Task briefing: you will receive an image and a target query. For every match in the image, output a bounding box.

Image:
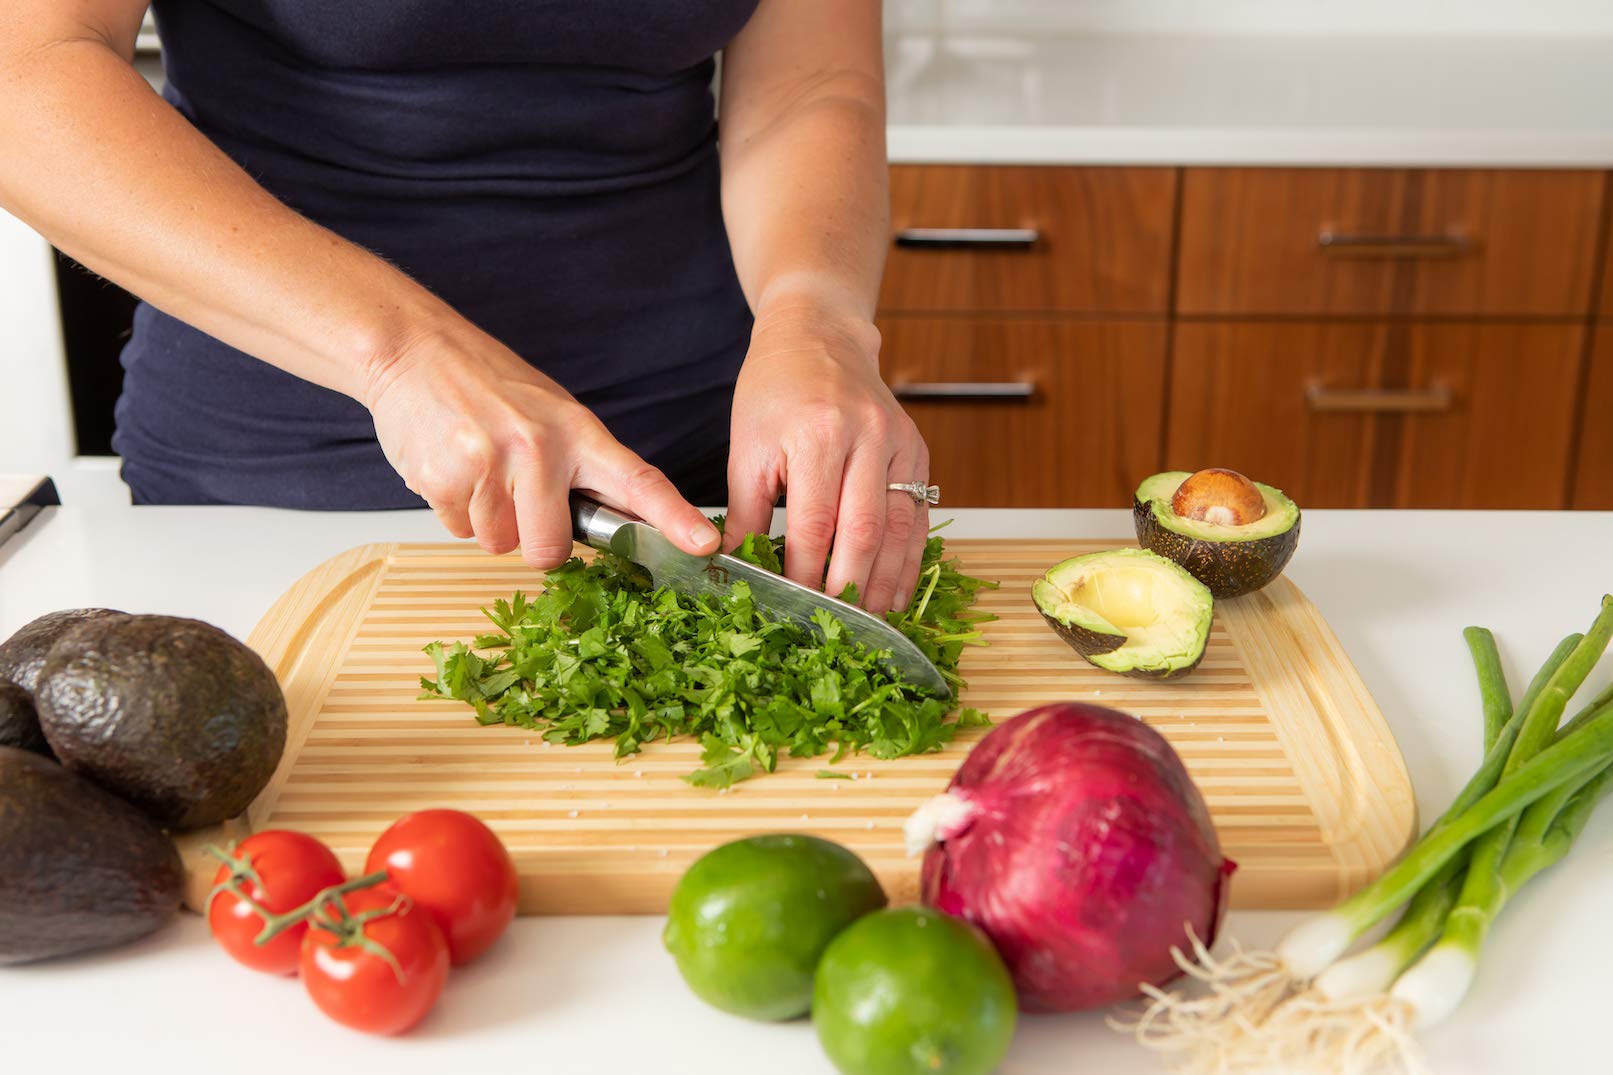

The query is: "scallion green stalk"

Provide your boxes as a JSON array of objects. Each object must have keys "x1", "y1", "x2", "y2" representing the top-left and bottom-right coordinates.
[
  {"x1": 1391, "y1": 752, "x2": 1613, "y2": 1027},
  {"x1": 1277, "y1": 693, "x2": 1613, "y2": 978},
  {"x1": 1315, "y1": 628, "x2": 1514, "y2": 1000},
  {"x1": 1424, "y1": 632, "x2": 1581, "y2": 840},
  {"x1": 1465, "y1": 627, "x2": 1512, "y2": 755},
  {"x1": 1402, "y1": 599, "x2": 1613, "y2": 1013}
]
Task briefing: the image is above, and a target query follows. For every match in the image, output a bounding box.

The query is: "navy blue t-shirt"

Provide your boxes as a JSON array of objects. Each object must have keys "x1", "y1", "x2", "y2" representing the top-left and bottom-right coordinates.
[{"x1": 116, "y1": 1, "x2": 760, "y2": 508}]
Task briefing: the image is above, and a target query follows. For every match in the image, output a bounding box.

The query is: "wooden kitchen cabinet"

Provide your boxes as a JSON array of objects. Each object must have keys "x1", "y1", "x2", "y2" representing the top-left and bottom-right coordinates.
[
  {"x1": 1600, "y1": 193, "x2": 1613, "y2": 317},
  {"x1": 878, "y1": 317, "x2": 1167, "y2": 507},
  {"x1": 880, "y1": 166, "x2": 1176, "y2": 314},
  {"x1": 1572, "y1": 328, "x2": 1613, "y2": 508},
  {"x1": 1168, "y1": 321, "x2": 1585, "y2": 509},
  {"x1": 1176, "y1": 168, "x2": 1605, "y2": 316}
]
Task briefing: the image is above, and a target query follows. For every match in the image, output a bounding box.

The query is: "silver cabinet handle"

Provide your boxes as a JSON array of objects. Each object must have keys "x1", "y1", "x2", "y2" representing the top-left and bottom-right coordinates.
[
  {"x1": 892, "y1": 381, "x2": 1036, "y2": 402},
  {"x1": 894, "y1": 228, "x2": 1040, "y2": 250},
  {"x1": 1305, "y1": 385, "x2": 1453, "y2": 413},
  {"x1": 1316, "y1": 232, "x2": 1473, "y2": 258}
]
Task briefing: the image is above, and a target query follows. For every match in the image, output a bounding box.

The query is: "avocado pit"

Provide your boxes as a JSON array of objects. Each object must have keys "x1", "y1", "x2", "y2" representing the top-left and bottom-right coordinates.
[
  {"x1": 1171, "y1": 468, "x2": 1268, "y2": 527},
  {"x1": 1134, "y1": 470, "x2": 1302, "y2": 598}
]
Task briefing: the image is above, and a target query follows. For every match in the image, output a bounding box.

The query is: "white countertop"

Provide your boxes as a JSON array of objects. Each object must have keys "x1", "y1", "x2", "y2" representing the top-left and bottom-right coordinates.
[
  {"x1": 2, "y1": 505, "x2": 1611, "y2": 1074},
  {"x1": 886, "y1": 31, "x2": 1613, "y2": 165}
]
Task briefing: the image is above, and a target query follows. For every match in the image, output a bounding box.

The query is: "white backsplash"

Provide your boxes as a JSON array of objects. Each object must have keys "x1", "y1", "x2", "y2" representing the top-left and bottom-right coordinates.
[{"x1": 886, "y1": 0, "x2": 1613, "y2": 36}]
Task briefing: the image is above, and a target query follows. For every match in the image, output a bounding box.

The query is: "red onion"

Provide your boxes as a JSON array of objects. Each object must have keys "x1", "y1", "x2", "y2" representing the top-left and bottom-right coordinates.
[{"x1": 907, "y1": 702, "x2": 1234, "y2": 1012}]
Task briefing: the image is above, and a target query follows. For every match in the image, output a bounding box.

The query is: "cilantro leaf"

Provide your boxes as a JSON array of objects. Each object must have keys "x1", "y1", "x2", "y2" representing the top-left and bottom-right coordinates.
[{"x1": 419, "y1": 525, "x2": 995, "y2": 787}]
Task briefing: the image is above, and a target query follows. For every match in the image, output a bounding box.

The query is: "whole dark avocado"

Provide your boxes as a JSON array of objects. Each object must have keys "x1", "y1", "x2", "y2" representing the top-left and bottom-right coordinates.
[
  {"x1": 35, "y1": 615, "x2": 288, "y2": 831},
  {"x1": 0, "y1": 608, "x2": 125, "y2": 694},
  {"x1": 0, "y1": 746, "x2": 184, "y2": 964},
  {"x1": 0, "y1": 678, "x2": 52, "y2": 756}
]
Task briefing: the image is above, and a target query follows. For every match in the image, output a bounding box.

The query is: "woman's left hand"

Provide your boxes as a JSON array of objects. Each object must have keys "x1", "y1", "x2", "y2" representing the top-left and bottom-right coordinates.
[{"x1": 725, "y1": 301, "x2": 930, "y2": 615}]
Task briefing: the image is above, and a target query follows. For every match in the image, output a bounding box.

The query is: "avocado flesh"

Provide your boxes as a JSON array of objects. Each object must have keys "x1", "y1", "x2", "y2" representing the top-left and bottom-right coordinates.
[
  {"x1": 0, "y1": 678, "x2": 52, "y2": 757},
  {"x1": 1033, "y1": 549, "x2": 1213, "y2": 679},
  {"x1": 35, "y1": 615, "x2": 288, "y2": 832},
  {"x1": 1134, "y1": 472, "x2": 1301, "y2": 598},
  {"x1": 0, "y1": 746, "x2": 184, "y2": 964}
]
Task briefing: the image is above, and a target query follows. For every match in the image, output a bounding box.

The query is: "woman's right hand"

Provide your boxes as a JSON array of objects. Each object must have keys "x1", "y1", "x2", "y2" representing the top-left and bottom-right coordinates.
[{"x1": 363, "y1": 320, "x2": 721, "y2": 568}]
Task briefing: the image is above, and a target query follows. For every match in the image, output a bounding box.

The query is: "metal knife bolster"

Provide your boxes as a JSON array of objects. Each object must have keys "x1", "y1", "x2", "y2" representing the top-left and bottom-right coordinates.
[{"x1": 571, "y1": 495, "x2": 635, "y2": 554}]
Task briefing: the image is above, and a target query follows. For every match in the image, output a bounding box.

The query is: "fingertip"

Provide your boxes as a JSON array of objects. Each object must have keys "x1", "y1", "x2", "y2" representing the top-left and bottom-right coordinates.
[{"x1": 686, "y1": 519, "x2": 722, "y2": 555}]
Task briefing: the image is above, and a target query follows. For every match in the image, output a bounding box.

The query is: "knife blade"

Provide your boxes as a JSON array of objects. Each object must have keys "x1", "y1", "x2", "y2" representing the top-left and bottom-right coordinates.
[{"x1": 570, "y1": 493, "x2": 951, "y2": 698}]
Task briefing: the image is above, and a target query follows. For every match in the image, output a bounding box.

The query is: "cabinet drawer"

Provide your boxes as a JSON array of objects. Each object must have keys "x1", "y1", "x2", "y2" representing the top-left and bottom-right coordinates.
[
  {"x1": 1168, "y1": 321, "x2": 1583, "y2": 508},
  {"x1": 880, "y1": 166, "x2": 1176, "y2": 314},
  {"x1": 1177, "y1": 169, "x2": 1604, "y2": 316},
  {"x1": 1572, "y1": 329, "x2": 1613, "y2": 508},
  {"x1": 879, "y1": 318, "x2": 1166, "y2": 507}
]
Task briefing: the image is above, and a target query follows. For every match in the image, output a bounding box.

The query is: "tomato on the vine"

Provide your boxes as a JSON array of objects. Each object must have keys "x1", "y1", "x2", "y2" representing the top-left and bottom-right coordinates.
[
  {"x1": 365, "y1": 809, "x2": 518, "y2": 965},
  {"x1": 300, "y1": 884, "x2": 450, "y2": 1036},
  {"x1": 208, "y1": 830, "x2": 346, "y2": 975}
]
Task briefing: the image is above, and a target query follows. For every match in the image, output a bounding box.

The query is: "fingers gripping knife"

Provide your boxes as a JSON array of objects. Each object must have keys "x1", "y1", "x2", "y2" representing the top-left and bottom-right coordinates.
[{"x1": 569, "y1": 493, "x2": 950, "y2": 697}]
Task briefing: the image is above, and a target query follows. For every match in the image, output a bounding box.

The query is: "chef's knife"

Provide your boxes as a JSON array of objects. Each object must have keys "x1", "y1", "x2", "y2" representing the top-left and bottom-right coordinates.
[{"x1": 570, "y1": 493, "x2": 951, "y2": 698}]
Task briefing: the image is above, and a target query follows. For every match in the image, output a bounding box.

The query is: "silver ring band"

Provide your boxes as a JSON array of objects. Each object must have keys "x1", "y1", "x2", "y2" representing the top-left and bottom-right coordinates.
[{"x1": 888, "y1": 481, "x2": 940, "y2": 506}]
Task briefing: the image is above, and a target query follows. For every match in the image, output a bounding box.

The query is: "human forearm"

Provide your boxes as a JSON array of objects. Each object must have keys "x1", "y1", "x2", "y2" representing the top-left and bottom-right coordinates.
[
  {"x1": 716, "y1": 1, "x2": 926, "y2": 612},
  {"x1": 717, "y1": 6, "x2": 889, "y2": 324},
  {"x1": 0, "y1": 35, "x2": 447, "y2": 402}
]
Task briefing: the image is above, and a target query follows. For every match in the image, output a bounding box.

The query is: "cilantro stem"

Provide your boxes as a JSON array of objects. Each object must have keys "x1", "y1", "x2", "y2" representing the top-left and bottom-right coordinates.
[{"x1": 422, "y1": 533, "x2": 997, "y2": 787}]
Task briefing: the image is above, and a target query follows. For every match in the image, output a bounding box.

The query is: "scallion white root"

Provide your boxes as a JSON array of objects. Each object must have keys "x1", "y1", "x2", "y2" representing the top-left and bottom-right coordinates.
[{"x1": 1117, "y1": 929, "x2": 1295, "y2": 1072}]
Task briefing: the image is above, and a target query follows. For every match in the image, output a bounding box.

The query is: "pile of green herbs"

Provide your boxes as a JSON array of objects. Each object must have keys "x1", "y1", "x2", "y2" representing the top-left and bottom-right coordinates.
[{"x1": 420, "y1": 529, "x2": 997, "y2": 788}]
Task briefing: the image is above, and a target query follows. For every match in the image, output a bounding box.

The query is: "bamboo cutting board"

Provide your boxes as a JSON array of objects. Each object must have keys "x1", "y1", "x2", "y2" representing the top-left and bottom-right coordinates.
[{"x1": 182, "y1": 540, "x2": 1415, "y2": 913}]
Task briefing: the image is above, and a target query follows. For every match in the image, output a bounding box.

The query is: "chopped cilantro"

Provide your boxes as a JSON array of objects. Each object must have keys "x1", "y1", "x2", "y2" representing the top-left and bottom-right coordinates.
[{"x1": 420, "y1": 530, "x2": 996, "y2": 788}]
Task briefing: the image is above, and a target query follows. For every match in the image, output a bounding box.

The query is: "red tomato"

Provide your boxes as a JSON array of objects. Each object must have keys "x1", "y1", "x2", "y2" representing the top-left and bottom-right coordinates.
[
  {"x1": 208, "y1": 830, "x2": 346, "y2": 975},
  {"x1": 365, "y1": 809, "x2": 518, "y2": 965},
  {"x1": 299, "y1": 885, "x2": 450, "y2": 1036}
]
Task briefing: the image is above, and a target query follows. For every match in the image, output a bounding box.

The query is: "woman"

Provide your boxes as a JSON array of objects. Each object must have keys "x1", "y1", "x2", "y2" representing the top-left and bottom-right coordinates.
[{"x1": 0, "y1": 0, "x2": 931, "y2": 613}]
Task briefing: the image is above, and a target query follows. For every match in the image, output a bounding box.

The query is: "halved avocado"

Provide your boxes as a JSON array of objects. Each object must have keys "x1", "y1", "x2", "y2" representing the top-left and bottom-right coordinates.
[
  {"x1": 1032, "y1": 548, "x2": 1213, "y2": 679},
  {"x1": 1134, "y1": 471, "x2": 1301, "y2": 598}
]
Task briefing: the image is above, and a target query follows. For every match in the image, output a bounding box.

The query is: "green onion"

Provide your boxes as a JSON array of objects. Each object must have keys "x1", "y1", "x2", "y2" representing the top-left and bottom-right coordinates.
[
  {"x1": 1313, "y1": 629, "x2": 1512, "y2": 1001},
  {"x1": 1127, "y1": 601, "x2": 1613, "y2": 1073},
  {"x1": 1277, "y1": 598, "x2": 1613, "y2": 978},
  {"x1": 1386, "y1": 599, "x2": 1613, "y2": 1023},
  {"x1": 1465, "y1": 627, "x2": 1512, "y2": 755}
]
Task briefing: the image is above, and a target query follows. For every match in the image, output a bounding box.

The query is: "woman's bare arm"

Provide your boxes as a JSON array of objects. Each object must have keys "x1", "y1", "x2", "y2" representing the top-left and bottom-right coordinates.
[
  {"x1": 0, "y1": 0, "x2": 718, "y2": 562},
  {"x1": 719, "y1": 0, "x2": 927, "y2": 613},
  {"x1": 0, "y1": 1, "x2": 436, "y2": 396}
]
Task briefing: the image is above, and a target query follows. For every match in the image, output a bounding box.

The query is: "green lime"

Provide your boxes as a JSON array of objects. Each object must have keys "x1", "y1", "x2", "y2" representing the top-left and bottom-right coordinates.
[
  {"x1": 813, "y1": 907, "x2": 1017, "y2": 1075},
  {"x1": 664, "y1": 833, "x2": 887, "y2": 1021}
]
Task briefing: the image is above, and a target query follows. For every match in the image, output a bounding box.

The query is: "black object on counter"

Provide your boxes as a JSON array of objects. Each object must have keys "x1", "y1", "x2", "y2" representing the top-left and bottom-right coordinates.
[{"x1": 0, "y1": 478, "x2": 59, "y2": 552}]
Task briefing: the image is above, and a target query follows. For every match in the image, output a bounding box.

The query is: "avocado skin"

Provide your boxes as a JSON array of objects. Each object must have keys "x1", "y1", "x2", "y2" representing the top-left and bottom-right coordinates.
[
  {"x1": 0, "y1": 608, "x2": 125, "y2": 694},
  {"x1": 0, "y1": 746, "x2": 184, "y2": 965},
  {"x1": 35, "y1": 615, "x2": 288, "y2": 832},
  {"x1": 0, "y1": 678, "x2": 52, "y2": 757},
  {"x1": 1037, "y1": 607, "x2": 1206, "y2": 680},
  {"x1": 1035, "y1": 607, "x2": 1124, "y2": 656},
  {"x1": 1134, "y1": 498, "x2": 1301, "y2": 598}
]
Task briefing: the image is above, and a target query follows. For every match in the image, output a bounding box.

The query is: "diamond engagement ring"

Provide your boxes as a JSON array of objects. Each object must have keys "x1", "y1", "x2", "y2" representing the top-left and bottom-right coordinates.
[{"x1": 888, "y1": 481, "x2": 941, "y2": 506}]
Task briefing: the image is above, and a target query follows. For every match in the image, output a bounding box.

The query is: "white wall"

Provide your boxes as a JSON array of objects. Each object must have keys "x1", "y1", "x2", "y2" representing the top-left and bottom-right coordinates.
[
  {"x1": 0, "y1": 211, "x2": 72, "y2": 472},
  {"x1": 887, "y1": 0, "x2": 1613, "y2": 36}
]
